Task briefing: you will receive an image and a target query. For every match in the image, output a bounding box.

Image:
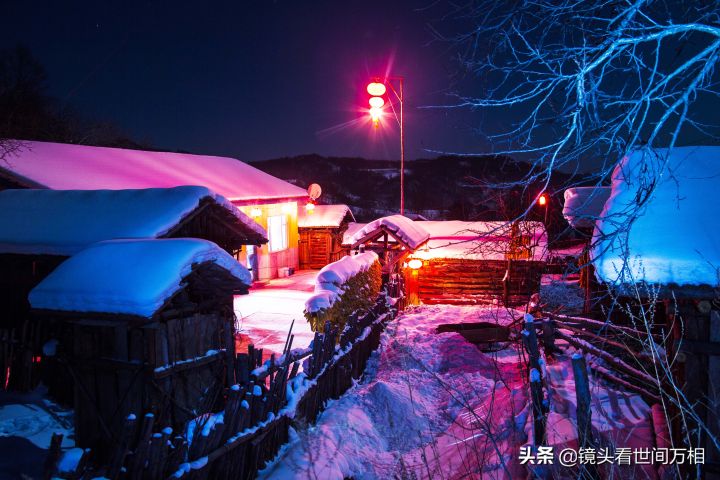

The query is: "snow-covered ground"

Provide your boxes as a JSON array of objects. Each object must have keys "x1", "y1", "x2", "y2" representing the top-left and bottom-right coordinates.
[
  {"x1": 259, "y1": 304, "x2": 531, "y2": 479},
  {"x1": 0, "y1": 387, "x2": 74, "y2": 479},
  {"x1": 234, "y1": 270, "x2": 318, "y2": 356}
]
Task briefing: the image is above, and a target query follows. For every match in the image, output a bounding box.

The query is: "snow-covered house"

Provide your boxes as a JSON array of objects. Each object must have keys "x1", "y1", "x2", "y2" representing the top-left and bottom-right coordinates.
[
  {"x1": 589, "y1": 146, "x2": 720, "y2": 460},
  {"x1": 298, "y1": 204, "x2": 355, "y2": 269},
  {"x1": 0, "y1": 186, "x2": 265, "y2": 391},
  {"x1": 407, "y1": 221, "x2": 547, "y2": 305},
  {"x1": 29, "y1": 238, "x2": 251, "y2": 452},
  {"x1": 591, "y1": 146, "x2": 720, "y2": 289},
  {"x1": 0, "y1": 140, "x2": 307, "y2": 280},
  {"x1": 0, "y1": 186, "x2": 265, "y2": 324}
]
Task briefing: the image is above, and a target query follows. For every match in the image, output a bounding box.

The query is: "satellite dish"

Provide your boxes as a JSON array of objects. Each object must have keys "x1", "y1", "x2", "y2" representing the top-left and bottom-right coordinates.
[{"x1": 308, "y1": 183, "x2": 322, "y2": 201}]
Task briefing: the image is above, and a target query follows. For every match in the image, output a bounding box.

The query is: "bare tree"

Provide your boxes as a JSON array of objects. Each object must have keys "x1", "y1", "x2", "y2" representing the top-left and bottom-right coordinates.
[{"x1": 431, "y1": 0, "x2": 720, "y2": 197}]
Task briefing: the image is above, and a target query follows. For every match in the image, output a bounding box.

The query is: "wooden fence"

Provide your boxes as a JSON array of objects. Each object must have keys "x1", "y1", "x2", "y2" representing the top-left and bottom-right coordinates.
[
  {"x1": 521, "y1": 310, "x2": 676, "y2": 479},
  {"x1": 44, "y1": 297, "x2": 394, "y2": 479},
  {"x1": 0, "y1": 320, "x2": 45, "y2": 393}
]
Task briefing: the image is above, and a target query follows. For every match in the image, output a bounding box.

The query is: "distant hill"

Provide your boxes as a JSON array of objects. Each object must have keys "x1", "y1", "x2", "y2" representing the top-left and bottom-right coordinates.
[{"x1": 250, "y1": 154, "x2": 579, "y2": 238}]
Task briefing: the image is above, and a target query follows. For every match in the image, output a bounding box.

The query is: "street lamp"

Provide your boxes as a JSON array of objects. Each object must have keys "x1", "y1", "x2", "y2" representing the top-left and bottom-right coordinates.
[
  {"x1": 537, "y1": 193, "x2": 549, "y2": 224},
  {"x1": 365, "y1": 76, "x2": 405, "y2": 215}
]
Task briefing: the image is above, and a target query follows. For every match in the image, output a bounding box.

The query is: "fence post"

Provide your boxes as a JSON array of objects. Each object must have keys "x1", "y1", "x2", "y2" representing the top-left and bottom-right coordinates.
[
  {"x1": 571, "y1": 353, "x2": 598, "y2": 479},
  {"x1": 529, "y1": 368, "x2": 545, "y2": 446},
  {"x1": 541, "y1": 318, "x2": 555, "y2": 354},
  {"x1": 523, "y1": 315, "x2": 541, "y2": 372}
]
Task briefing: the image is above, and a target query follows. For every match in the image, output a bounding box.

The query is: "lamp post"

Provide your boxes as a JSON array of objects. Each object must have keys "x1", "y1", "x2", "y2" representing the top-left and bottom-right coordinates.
[
  {"x1": 366, "y1": 76, "x2": 405, "y2": 215},
  {"x1": 538, "y1": 193, "x2": 549, "y2": 225}
]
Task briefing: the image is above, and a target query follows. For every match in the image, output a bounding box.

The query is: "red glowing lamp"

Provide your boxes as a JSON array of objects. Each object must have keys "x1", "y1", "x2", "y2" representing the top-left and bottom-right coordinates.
[
  {"x1": 538, "y1": 193, "x2": 547, "y2": 206},
  {"x1": 367, "y1": 82, "x2": 386, "y2": 96}
]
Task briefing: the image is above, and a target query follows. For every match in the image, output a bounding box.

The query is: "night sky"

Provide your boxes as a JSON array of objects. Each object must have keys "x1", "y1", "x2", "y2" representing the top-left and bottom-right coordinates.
[{"x1": 1, "y1": 0, "x2": 486, "y2": 162}]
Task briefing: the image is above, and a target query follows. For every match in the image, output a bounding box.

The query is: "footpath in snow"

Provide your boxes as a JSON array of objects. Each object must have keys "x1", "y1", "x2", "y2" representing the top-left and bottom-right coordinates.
[{"x1": 259, "y1": 304, "x2": 531, "y2": 479}]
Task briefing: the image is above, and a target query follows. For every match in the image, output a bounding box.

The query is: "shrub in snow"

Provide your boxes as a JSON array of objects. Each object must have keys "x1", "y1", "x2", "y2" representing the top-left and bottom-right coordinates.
[{"x1": 304, "y1": 253, "x2": 382, "y2": 333}]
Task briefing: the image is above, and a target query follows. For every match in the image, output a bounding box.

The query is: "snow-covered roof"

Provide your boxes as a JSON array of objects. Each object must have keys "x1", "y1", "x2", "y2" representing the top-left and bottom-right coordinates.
[
  {"x1": 342, "y1": 222, "x2": 367, "y2": 245},
  {"x1": 298, "y1": 204, "x2": 355, "y2": 228},
  {"x1": 29, "y1": 238, "x2": 251, "y2": 317},
  {"x1": 0, "y1": 186, "x2": 267, "y2": 256},
  {"x1": 0, "y1": 140, "x2": 308, "y2": 203},
  {"x1": 413, "y1": 221, "x2": 548, "y2": 261},
  {"x1": 346, "y1": 215, "x2": 430, "y2": 250},
  {"x1": 592, "y1": 146, "x2": 720, "y2": 287},
  {"x1": 563, "y1": 187, "x2": 611, "y2": 229}
]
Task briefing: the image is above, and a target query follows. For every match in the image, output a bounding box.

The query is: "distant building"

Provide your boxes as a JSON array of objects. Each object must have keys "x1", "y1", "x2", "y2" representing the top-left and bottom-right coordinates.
[{"x1": 0, "y1": 140, "x2": 308, "y2": 280}]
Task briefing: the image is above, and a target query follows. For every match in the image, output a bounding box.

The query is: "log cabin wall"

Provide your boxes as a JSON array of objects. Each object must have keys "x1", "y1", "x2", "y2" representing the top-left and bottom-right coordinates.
[
  {"x1": 50, "y1": 299, "x2": 236, "y2": 459},
  {"x1": 299, "y1": 227, "x2": 347, "y2": 269},
  {"x1": 410, "y1": 258, "x2": 545, "y2": 306},
  {"x1": 667, "y1": 299, "x2": 720, "y2": 474}
]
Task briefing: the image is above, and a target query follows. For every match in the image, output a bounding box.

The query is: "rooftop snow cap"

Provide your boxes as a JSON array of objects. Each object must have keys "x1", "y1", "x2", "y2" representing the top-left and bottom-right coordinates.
[
  {"x1": 347, "y1": 215, "x2": 430, "y2": 250},
  {"x1": 29, "y1": 238, "x2": 252, "y2": 318},
  {"x1": 298, "y1": 204, "x2": 355, "y2": 228},
  {"x1": 0, "y1": 186, "x2": 267, "y2": 256},
  {"x1": 0, "y1": 140, "x2": 308, "y2": 202},
  {"x1": 591, "y1": 146, "x2": 720, "y2": 287},
  {"x1": 413, "y1": 221, "x2": 548, "y2": 261},
  {"x1": 562, "y1": 187, "x2": 611, "y2": 229}
]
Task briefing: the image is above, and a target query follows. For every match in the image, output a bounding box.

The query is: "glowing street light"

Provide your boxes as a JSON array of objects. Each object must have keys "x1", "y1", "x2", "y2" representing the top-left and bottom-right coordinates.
[
  {"x1": 537, "y1": 193, "x2": 549, "y2": 224},
  {"x1": 365, "y1": 76, "x2": 406, "y2": 215},
  {"x1": 366, "y1": 82, "x2": 387, "y2": 96},
  {"x1": 369, "y1": 96, "x2": 385, "y2": 108},
  {"x1": 369, "y1": 106, "x2": 383, "y2": 126}
]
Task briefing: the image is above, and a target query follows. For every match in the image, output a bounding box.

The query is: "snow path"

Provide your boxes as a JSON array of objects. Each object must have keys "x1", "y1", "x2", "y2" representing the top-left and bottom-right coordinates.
[
  {"x1": 234, "y1": 270, "x2": 318, "y2": 358},
  {"x1": 259, "y1": 304, "x2": 531, "y2": 479}
]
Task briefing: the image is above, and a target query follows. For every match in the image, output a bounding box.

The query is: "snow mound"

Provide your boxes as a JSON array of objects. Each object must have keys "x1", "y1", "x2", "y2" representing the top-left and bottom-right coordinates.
[
  {"x1": 347, "y1": 215, "x2": 429, "y2": 250},
  {"x1": 305, "y1": 252, "x2": 378, "y2": 313},
  {"x1": 592, "y1": 146, "x2": 720, "y2": 286},
  {"x1": 562, "y1": 187, "x2": 611, "y2": 229},
  {"x1": 0, "y1": 402, "x2": 74, "y2": 449},
  {"x1": 0, "y1": 186, "x2": 266, "y2": 256},
  {"x1": 29, "y1": 238, "x2": 251, "y2": 317}
]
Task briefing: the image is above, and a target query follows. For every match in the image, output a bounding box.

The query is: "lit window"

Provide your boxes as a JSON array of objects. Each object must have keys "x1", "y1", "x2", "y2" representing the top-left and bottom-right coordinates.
[{"x1": 267, "y1": 215, "x2": 288, "y2": 252}]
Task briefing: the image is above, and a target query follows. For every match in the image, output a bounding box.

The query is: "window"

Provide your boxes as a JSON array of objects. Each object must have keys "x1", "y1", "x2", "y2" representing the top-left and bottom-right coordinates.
[{"x1": 267, "y1": 215, "x2": 288, "y2": 252}]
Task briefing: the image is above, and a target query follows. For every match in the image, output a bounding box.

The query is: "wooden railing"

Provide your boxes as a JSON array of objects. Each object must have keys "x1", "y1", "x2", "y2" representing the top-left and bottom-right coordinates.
[{"x1": 44, "y1": 297, "x2": 396, "y2": 480}]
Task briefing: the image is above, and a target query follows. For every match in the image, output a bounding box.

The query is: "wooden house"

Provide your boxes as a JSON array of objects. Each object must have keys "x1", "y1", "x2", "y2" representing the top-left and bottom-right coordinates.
[
  {"x1": 407, "y1": 221, "x2": 547, "y2": 306},
  {"x1": 29, "y1": 238, "x2": 251, "y2": 457},
  {"x1": 0, "y1": 186, "x2": 266, "y2": 391},
  {"x1": 298, "y1": 204, "x2": 355, "y2": 269},
  {"x1": 0, "y1": 140, "x2": 307, "y2": 280}
]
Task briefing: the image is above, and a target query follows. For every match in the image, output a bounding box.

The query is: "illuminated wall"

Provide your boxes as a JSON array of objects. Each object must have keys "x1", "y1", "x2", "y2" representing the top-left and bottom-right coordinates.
[{"x1": 237, "y1": 201, "x2": 299, "y2": 280}]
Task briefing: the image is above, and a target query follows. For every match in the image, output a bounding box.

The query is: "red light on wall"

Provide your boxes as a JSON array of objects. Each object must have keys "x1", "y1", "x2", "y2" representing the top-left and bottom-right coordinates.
[
  {"x1": 538, "y1": 194, "x2": 547, "y2": 206},
  {"x1": 408, "y1": 259, "x2": 423, "y2": 270}
]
